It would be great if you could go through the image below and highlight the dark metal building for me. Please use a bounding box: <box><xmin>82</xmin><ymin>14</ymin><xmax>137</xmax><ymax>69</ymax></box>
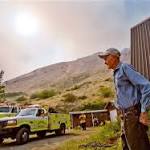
<box><xmin>131</xmin><ymin>17</ymin><xmax>150</xmax><ymax>80</ymax></box>
<box><xmin>69</xmin><ymin>109</ymin><xmax>109</xmax><ymax>128</ymax></box>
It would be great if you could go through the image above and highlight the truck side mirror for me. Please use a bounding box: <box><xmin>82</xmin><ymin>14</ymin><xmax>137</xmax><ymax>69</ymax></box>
<box><xmin>36</xmin><ymin>111</ymin><xmax>40</xmax><ymax>116</ymax></box>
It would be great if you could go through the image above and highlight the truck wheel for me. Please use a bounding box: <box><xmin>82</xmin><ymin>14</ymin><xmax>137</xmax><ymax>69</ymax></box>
<box><xmin>16</xmin><ymin>127</ymin><xmax>29</xmax><ymax>145</ymax></box>
<box><xmin>55</xmin><ymin>124</ymin><xmax>66</xmax><ymax>136</ymax></box>
<box><xmin>60</xmin><ymin>125</ymin><xmax>66</xmax><ymax>135</ymax></box>
<box><xmin>37</xmin><ymin>131</ymin><xmax>46</xmax><ymax>138</ymax></box>
<box><xmin>0</xmin><ymin>138</ymin><xmax>4</xmax><ymax>144</ymax></box>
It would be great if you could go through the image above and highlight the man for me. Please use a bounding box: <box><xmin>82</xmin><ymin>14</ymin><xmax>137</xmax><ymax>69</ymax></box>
<box><xmin>98</xmin><ymin>48</ymin><xmax>150</xmax><ymax>150</ymax></box>
<box><xmin>79</xmin><ymin>113</ymin><xmax>86</xmax><ymax>130</ymax></box>
<box><xmin>93</xmin><ymin>116</ymin><xmax>99</xmax><ymax>126</ymax></box>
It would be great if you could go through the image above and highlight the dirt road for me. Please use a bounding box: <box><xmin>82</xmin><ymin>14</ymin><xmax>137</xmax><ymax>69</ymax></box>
<box><xmin>0</xmin><ymin>132</ymin><xmax>76</xmax><ymax>150</ymax></box>
<box><xmin>0</xmin><ymin>129</ymin><xmax>95</xmax><ymax>150</ymax></box>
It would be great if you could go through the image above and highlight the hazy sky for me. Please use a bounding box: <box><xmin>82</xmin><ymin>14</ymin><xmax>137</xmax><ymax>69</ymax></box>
<box><xmin>0</xmin><ymin>0</ymin><xmax>150</xmax><ymax>81</ymax></box>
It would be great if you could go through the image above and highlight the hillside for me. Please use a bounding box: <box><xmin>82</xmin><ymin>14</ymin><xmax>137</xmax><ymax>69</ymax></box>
<box><xmin>4</xmin><ymin>49</ymin><xmax>130</xmax><ymax>112</ymax></box>
<box><xmin>5</xmin><ymin>49</ymin><xmax>130</xmax><ymax>93</ymax></box>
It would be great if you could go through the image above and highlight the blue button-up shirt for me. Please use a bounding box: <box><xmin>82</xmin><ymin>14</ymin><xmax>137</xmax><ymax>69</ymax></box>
<box><xmin>114</xmin><ymin>62</ymin><xmax>150</xmax><ymax>112</ymax></box>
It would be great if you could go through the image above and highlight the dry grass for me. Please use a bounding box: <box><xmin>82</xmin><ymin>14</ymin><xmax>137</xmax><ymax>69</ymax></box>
<box><xmin>7</xmin><ymin>72</ymin><xmax>115</xmax><ymax>112</ymax></box>
<box><xmin>28</xmin><ymin>73</ymin><xmax>115</xmax><ymax>112</ymax></box>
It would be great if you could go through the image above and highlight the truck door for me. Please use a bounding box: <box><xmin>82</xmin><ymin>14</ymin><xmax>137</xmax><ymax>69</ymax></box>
<box><xmin>35</xmin><ymin>108</ymin><xmax>48</xmax><ymax>131</ymax></box>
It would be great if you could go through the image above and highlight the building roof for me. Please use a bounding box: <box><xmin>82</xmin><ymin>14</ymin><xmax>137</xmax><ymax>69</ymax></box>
<box><xmin>131</xmin><ymin>16</ymin><xmax>150</xmax><ymax>29</ymax></box>
<box><xmin>69</xmin><ymin>109</ymin><xmax>108</xmax><ymax>115</ymax></box>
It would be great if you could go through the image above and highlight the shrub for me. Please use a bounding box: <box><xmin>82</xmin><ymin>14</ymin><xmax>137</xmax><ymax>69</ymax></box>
<box><xmin>5</xmin><ymin>92</ymin><xmax>25</xmax><ymax>97</ymax></box>
<box><xmin>30</xmin><ymin>89</ymin><xmax>56</xmax><ymax>99</ymax></box>
<box><xmin>71</xmin><ymin>85</ymin><xmax>80</xmax><ymax>90</ymax></box>
<box><xmin>104</xmin><ymin>77</ymin><xmax>113</xmax><ymax>82</ymax></box>
<box><xmin>62</xmin><ymin>93</ymin><xmax>77</xmax><ymax>103</ymax></box>
<box><xmin>30</xmin><ymin>93</ymin><xmax>38</xmax><ymax>99</ymax></box>
<box><xmin>99</xmin><ymin>86</ymin><xmax>114</xmax><ymax>98</ymax></box>
<box><xmin>78</xmin><ymin>95</ymin><xmax>87</xmax><ymax>100</ymax></box>
<box><xmin>16</xmin><ymin>96</ymin><xmax>27</xmax><ymax>102</ymax></box>
<box><xmin>81</xmin><ymin>101</ymin><xmax>106</xmax><ymax>110</ymax></box>
<box><xmin>69</xmin><ymin>81</ymin><xmax>92</xmax><ymax>91</ymax></box>
<box><xmin>38</xmin><ymin>90</ymin><xmax>53</xmax><ymax>99</ymax></box>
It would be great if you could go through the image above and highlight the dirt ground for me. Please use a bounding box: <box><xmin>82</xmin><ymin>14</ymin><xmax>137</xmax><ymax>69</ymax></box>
<box><xmin>0</xmin><ymin>128</ymin><xmax>96</xmax><ymax>150</ymax></box>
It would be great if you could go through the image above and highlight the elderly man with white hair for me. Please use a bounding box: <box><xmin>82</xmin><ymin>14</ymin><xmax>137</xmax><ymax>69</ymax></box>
<box><xmin>98</xmin><ymin>48</ymin><xmax>150</xmax><ymax>150</ymax></box>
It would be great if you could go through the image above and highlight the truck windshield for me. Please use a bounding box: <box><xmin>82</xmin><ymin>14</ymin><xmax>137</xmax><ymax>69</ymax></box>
<box><xmin>18</xmin><ymin>108</ymin><xmax>36</xmax><ymax>116</ymax></box>
<box><xmin>0</xmin><ymin>107</ymin><xmax>10</xmax><ymax>113</ymax></box>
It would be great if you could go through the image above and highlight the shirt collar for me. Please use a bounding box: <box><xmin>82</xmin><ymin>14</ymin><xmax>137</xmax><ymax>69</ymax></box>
<box><xmin>114</xmin><ymin>62</ymin><xmax>122</xmax><ymax>73</ymax></box>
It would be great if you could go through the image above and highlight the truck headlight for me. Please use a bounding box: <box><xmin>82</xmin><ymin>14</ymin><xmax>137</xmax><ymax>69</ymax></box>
<box><xmin>7</xmin><ymin>120</ymin><xmax>17</xmax><ymax>126</ymax></box>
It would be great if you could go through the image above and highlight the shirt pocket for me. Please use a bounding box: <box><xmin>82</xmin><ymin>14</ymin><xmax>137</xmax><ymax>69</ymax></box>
<box><xmin>115</xmin><ymin>74</ymin><xmax>129</xmax><ymax>87</ymax></box>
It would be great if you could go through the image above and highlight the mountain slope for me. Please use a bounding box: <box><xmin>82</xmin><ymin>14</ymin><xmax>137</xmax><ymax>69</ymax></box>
<box><xmin>5</xmin><ymin>49</ymin><xmax>130</xmax><ymax>94</ymax></box>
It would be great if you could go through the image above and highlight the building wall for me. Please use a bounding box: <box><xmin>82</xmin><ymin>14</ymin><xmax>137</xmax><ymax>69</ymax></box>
<box><xmin>70</xmin><ymin>111</ymin><xmax>109</xmax><ymax>128</ymax></box>
<box><xmin>131</xmin><ymin>17</ymin><xmax>150</xmax><ymax>80</ymax></box>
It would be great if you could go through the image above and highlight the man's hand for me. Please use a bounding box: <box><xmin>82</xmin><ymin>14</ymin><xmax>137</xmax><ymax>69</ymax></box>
<box><xmin>139</xmin><ymin>112</ymin><xmax>149</xmax><ymax>126</ymax></box>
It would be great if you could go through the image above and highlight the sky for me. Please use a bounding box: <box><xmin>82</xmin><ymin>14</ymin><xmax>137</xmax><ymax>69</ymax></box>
<box><xmin>0</xmin><ymin>0</ymin><xmax>150</xmax><ymax>81</ymax></box>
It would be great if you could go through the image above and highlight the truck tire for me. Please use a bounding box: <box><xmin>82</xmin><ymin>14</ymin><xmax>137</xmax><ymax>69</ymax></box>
<box><xmin>60</xmin><ymin>125</ymin><xmax>66</xmax><ymax>135</ymax></box>
<box><xmin>0</xmin><ymin>138</ymin><xmax>4</xmax><ymax>144</ymax></box>
<box><xmin>16</xmin><ymin>127</ymin><xmax>29</xmax><ymax>145</ymax></box>
<box><xmin>55</xmin><ymin>124</ymin><xmax>66</xmax><ymax>136</ymax></box>
<box><xmin>37</xmin><ymin>131</ymin><xmax>46</xmax><ymax>138</ymax></box>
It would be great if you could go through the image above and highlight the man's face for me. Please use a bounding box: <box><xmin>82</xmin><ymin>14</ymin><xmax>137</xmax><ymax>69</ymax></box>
<box><xmin>104</xmin><ymin>54</ymin><xmax>118</xmax><ymax>69</ymax></box>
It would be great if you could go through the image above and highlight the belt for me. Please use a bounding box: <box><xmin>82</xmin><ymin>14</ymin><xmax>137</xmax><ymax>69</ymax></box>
<box><xmin>119</xmin><ymin>103</ymin><xmax>141</xmax><ymax>115</ymax></box>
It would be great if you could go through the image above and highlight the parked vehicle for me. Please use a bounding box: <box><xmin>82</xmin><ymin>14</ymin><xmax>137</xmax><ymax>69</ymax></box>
<box><xmin>0</xmin><ymin>107</ymin><xmax>70</xmax><ymax>144</ymax></box>
<box><xmin>0</xmin><ymin>105</ymin><xmax>20</xmax><ymax>118</ymax></box>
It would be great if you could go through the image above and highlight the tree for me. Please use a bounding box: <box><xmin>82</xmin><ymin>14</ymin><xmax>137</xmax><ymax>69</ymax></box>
<box><xmin>0</xmin><ymin>70</ymin><xmax>5</xmax><ymax>102</ymax></box>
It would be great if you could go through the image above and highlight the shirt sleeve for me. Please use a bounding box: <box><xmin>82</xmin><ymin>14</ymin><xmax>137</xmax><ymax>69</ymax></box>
<box><xmin>122</xmin><ymin>64</ymin><xmax>150</xmax><ymax>112</ymax></box>
<box><xmin>113</xmin><ymin>100</ymin><xmax>120</xmax><ymax>109</ymax></box>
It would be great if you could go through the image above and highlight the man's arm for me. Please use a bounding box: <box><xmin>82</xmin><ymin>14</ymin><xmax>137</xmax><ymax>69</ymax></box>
<box><xmin>123</xmin><ymin>64</ymin><xmax>150</xmax><ymax>112</ymax></box>
<box><xmin>123</xmin><ymin>64</ymin><xmax>150</xmax><ymax>125</ymax></box>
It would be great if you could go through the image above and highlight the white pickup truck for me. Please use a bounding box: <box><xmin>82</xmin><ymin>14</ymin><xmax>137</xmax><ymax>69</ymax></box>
<box><xmin>0</xmin><ymin>107</ymin><xmax>71</xmax><ymax>144</ymax></box>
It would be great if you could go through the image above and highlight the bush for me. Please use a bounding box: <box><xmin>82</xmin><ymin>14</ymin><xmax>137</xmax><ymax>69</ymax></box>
<box><xmin>5</xmin><ymin>92</ymin><xmax>25</xmax><ymax>97</ymax></box>
<box><xmin>30</xmin><ymin>89</ymin><xmax>56</xmax><ymax>99</ymax></box>
<box><xmin>69</xmin><ymin>81</ymin><xmax>92</xmax><ymax>91</ymax></box>
<box><xmin>38</xmin><ymin>90</ymin><xmax>55</xmax><ymax>99</ymax></box>
<box><xmin>81</xmin><ymin>101</ymin><xmax>106</xmax><ymax>110</ymax></box>
<box><xmin>104</xmin><ymin>77</ymin><xmax>113</xmax><ymax>82</ymax></box>
<box><xmin>78</xmin><ymin>95</ymin><xmax>87</xmax><ymax>100</ymax></box>
<box><xmin>99</xmin><ymin>86</ymin><xmax>114</xmax><ymax>98</ymax></box>
<box><xmin>30</xmin><ymin>93</ymin><xmax>38</xmax><ymax>99</ymax></box>
<box><xmin>62</xmin><ymin>93</ymin><xmax>77</xmax><ymax>103</ymax></box>
<box><xmin>16</xmin><ymin>96</ymin><xmax>27</xmax><ymax>102</ymax></box>
<box><xmin>71</xmin><ymin>85</ymin><xmax>80</xmax><ymax>90</ymax></box>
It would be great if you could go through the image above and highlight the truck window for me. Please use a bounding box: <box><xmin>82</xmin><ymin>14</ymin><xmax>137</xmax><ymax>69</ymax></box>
<box><xmin>12</xmin><ymin>107</ymin><xmax>18</xmax><ymax>113</ymax></box>
<box><xmin>0</xmin><ymin>107</ymin><xmax>10</xmax><ymax>113</ymax></box>
<box><xmin>36</xmin><ymin>109</ymin><xmax>45</xmax><ymax>117</ymax></box>
<box><xmin>18</xmin><ymin>108</ymin><xmax>36</xmax><ymax>116</ymax></box>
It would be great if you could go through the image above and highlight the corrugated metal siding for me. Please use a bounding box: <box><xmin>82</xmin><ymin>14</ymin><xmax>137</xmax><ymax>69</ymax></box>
<box><xmin>131</xmin><ymin>17</ymin><xmax>150</xmax><ymax>80</ymax></box>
